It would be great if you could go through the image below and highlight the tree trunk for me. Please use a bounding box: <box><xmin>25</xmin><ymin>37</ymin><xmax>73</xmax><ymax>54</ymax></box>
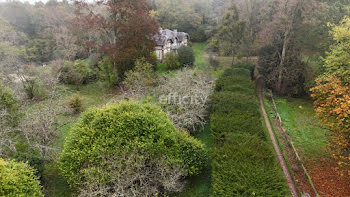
<box><xmin>277</xmin><ymin>20</ymin><xmax>292</xmax><ymax>94</ymax></box>
<box><xmin>277</xmin><ymin>40</ymin><xmax>286</xmax><ymax>93</ymax></box>
<box><xmin>231</xmin><ymin>51</ymin><xmax>235</xmax><ymax>66</ymax></box>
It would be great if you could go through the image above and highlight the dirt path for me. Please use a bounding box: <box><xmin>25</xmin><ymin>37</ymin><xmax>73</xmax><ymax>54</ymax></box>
<box><xmin>257</xmin><ymin>77</ymin><xmax>299</xmax><ymax>197</ymax></box>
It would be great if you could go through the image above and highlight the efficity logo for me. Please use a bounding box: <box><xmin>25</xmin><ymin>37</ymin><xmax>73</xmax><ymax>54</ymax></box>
<box><xmin>141</xmin><ymin>92</ymin><xmax>209</xmax><ymax>105</ymax></box>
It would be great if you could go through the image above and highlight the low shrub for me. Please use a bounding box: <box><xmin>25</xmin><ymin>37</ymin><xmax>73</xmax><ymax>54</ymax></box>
<box><xmin>23</xmin><ymin>79</ymin><xmax>46</xmax><ymax>100</ymax></box>
<box><xmin>164</xmin><ymin>52</ymin><xmax>181</xmax><ymax>70</ymax></box>
<box><xmin>58</xmin><ymin>101</ymin><xmax>207</xmax><ymax>196</ymax></box>
<box><xmin>97</xmin><ymin>57</ymin><xmax>119</xmax><ymax>88</ymax></box>
<box><xmin>58</xmin><ymin>60</ymin><xmax>92</xmax><ymax>85</ymax></box>
<box><xmin>67</xmin><ymin>93</ymin><xmax>83</xmax><ymax>114</ymax></box>
<box><xmin>0</xmin><ymin>158</ymin><xmax>43</xmax><ymax>197</ymax></box>
<box><xmin>123</xmin><ymin>58</ymin><xmax>157</xmax><ymax>94</ymax></box>
<box><xmin>178</xmin><ymin>46</ymin><xmax>195</xmax><ymax>67</ymax></box>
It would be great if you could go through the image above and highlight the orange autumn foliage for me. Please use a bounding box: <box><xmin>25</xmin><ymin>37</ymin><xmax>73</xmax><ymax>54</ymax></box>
<box><xmin>311</xmin><ymin>77</ymin><xmax>350</xmax><ymax>175</ymax></box>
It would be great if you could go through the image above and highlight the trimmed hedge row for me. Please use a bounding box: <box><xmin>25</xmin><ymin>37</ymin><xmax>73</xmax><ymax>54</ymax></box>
<box><xmin>210</xmin><ymin>64</ymin><xmax>289</xmax><ymax>196</ymax></box>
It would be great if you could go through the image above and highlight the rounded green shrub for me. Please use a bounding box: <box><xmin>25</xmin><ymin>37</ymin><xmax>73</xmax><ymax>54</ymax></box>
<box><xmin>0</xmin><ymin>158</ymin><xmax>43</xmax><ymax>197</ymax></box>
<box><xmin>177</xmin><ymin>46</ymin><xmax>195</xmax><ymax>67</ymax></box>
<box><xmin>164</xmin><ymin>52</ymin><xmax>181</xmax><ymax>70</ymax></box>
<box><xmin>58</xmin><ymin>60</ymin><xmax>92</xmax><ymax>85</ymax></box>
<box><xmin>58</xmin><ymin>101</ymin><xmax>207</xmax><ymax>190</ymax></box>
<box><xmin>66</xmin><ymin>93</ymin><xmax>83</xmax><ymax>114</ymax></box>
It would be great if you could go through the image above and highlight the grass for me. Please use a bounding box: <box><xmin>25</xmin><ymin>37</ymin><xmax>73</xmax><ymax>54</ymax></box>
<box><xmin>263</xmin><ymin>97</ymin><xmax>298</xmax><ymax>189</ymax></box>
<box><xmin>176</xmin><ymin>124</ymin><xmax>213</xmax><ymax>197</ymax></box>
<box><xmin>193</xmin><ymin>43</ymin><xmax>209</xmax><ymax>69</ymax></box>
<box><xmin>268</xmin><ymin>97</ymin><xmax>330</xmax><ymax>160</ymax></box>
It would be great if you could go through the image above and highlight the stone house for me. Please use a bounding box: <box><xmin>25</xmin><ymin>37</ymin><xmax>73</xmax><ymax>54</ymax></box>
<box><xmin>155</xmin><ymin>29</ymin><xmax>189</xmax><ymax>61</ymax></box>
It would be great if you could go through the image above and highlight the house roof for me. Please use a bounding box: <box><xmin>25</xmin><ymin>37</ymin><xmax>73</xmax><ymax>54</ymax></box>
<box><xmin>155</xmin><ymin>29</ymin><xmax>189</xmax><ymax>46</ymax></box>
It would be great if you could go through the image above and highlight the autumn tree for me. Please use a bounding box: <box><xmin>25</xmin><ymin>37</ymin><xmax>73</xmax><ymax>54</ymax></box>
<box><xmin>311</xmin><ymin>78</ymin><xmax>350</xmax><ymax>174</ymax></box>
<box><xmin>73</xmin><ymin>0</ymin><xmax>159</xmax><ymax>79</ymax></box>
<box><xmin>311</xmin><ymin>17</ymin><xmax>350</xmax><ymax>174</ymax></box>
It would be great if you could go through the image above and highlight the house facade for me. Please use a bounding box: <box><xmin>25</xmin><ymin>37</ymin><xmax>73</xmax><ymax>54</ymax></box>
<box><xmin>155</xmin><ymin>29</ymin><xmax>189</xmax><ymax>61</ymax></box>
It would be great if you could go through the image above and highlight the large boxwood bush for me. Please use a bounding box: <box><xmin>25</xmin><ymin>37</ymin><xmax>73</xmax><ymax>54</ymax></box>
<box><xmin>58</xmin><ymin>101</ymin><xmax>207</xmax><ymax>196</ymax></box>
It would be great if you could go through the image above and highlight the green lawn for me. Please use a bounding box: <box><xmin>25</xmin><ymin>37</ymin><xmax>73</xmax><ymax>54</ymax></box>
<box><xmin>193</xmin><ymin>43</ymin><xmax>209</xmax><ymax>69</ymax></box>
<box><xmin>267</xmin><ymin>97</ymin><xmax>330</xmax><ymax>160</ymax></box>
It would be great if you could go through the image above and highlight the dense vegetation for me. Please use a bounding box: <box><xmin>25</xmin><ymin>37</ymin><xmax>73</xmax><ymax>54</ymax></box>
<box><xmin>0</xmin><ymin>0</ymin><xmax>350</xmax><ymax>196</ymax></box>
<box><xmin>210</xmin><ymin>63</ymin><xmax>289</xmax><ymax>196</ymax></box>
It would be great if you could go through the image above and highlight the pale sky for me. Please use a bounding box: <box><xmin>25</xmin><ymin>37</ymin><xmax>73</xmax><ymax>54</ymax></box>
<box><xmin>0</xmin><ymin>0</ymin><xmax>73</xmax><ymax>4</ymax></box>
<box><xmin>0</xmin><ymin>0</ymin><xmax>51</xmax><ymax>4</ymax></box>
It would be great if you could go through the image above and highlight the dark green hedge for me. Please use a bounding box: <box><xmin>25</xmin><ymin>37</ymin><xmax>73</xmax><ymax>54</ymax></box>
<box><xmin>211</xmin><ymin>112</ymin><xmax>265</xmax><ymax>140</ymax></box>
<box><xmin>210</xmin><ymin>92</ymin><xmax>260</xmax><ymax>116</ymax></box>
<box><xmin>210</xmin><ymin>65</ymin><xmax>289</xmax><ymax>196</ymax></box>
<box><xmin>215</xmin><ymin>76</ymin><xmax>253</xmax><ymax>92</ymax></box>
<box><xmin>211</xmin><ymin>134</ymin><xmax>289</xmax><ymax>197</ymax></box>
<box><xmin>221</xmin><ymin>68</ymin><xmax>251</xmax><ymax>78</ymax></box>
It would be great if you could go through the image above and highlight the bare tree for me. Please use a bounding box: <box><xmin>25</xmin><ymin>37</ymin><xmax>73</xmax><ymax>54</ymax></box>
<box><xmin>155</xmin><ymin>68</ymin><xmax>215</xmax><ymax>133</ymax></box>
<box><xmin>78</xmin><ymin>150</ymin><xmax>185</xmax><ymax>197</ymax></box>
<box><xmin>0</xmin><ymin>83</ymin><xmax>21</xmax><ymax>156</ymax></box>
<box><xmin>0</xmin><ymin>108</ymin><xmax>18</xmax><ymax>156</ymax></box>
<box><xmin>20</xmin><ymin>72</ymin><xmax>66</xmax><ymax>160</ymax></box>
